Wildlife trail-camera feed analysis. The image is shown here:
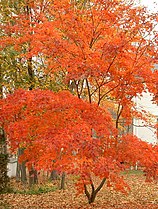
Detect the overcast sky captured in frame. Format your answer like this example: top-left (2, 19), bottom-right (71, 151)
top-left (140, 0), bottom-right (158, 12)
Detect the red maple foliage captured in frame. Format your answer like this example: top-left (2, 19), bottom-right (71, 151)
top-left (1, 89), bottom-right (158, 203)
top-left (1, 0), bottom-right (157, 121)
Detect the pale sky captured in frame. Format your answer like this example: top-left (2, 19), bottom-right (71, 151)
top-left (140, 0), bottom-right (158, 12)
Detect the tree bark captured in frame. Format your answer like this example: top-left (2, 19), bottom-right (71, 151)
top-left (16, 160), bottom-right (21, 182)
top-left (16, 148), bottom-right (27, 184)
top-left (0, 128), bottom-right (9, 192)
top-left (84, 178), bottom-right (106, 204)
top-left (29, 166), bottom-right (38, 187)
top-left (50, 170), bottom-right (60, 180)
top-left (60, 172), bottom-right (66, 190)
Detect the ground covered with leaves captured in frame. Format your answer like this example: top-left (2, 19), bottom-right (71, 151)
top-left (1, 171), bottom-right (158, 209)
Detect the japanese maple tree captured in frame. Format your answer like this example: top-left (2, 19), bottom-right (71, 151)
top-left (1, 89), bottom-right (158, 203)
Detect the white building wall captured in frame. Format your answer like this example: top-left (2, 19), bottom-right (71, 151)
top-left (133, 91), bottom-right (158, 144)
top-left (7, 157), bottom-right (17, 177)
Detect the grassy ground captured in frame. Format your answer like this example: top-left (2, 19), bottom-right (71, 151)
top-left (0, 171), bottom-right (158, 209)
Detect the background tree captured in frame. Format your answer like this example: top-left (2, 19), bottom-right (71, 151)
top-left (0, 0), bottom-right (67, 185)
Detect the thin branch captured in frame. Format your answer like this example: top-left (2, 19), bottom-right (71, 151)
top-left (116, 104), bottom-right (123, 129)
top-left (84, 184), bottom-right (90, 200)
top-left (90, 79), bottom-right (112, 97)
top-left (85, 78), bottom-right (91, 103)
top-left (94, 178), bottom-right (106, 194)
top-left (79, 79), bottom-right (84, 96)
top-left (99, 83), bottom-right (120, 102)
top-left (90, 176), bottom-right (95, 192)
top-left (74, 79), bottom-right (81, 99)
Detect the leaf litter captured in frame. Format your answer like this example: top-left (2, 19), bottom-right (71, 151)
top-left (0, 173), bottom-right (158, 209)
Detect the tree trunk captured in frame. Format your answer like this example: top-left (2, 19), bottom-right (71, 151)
top-left (28, 57), bottom-right (35, 90)
top-left (16, 160), bottom-right (21, 182)
top-left (60, 172), bottom-right (66, 190)
top-left (21, 160), bottom-right (27, 184)
top-left (84, 178), bottom-right (106, 204)
top-left (50, 170), bottom-right (60, 180)
top-left (16, 148), bottom-right (27, 184)
top-left (29, 166), bottom-right (38, 187)
top-left (0, 128), bottom-right (9, 192)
